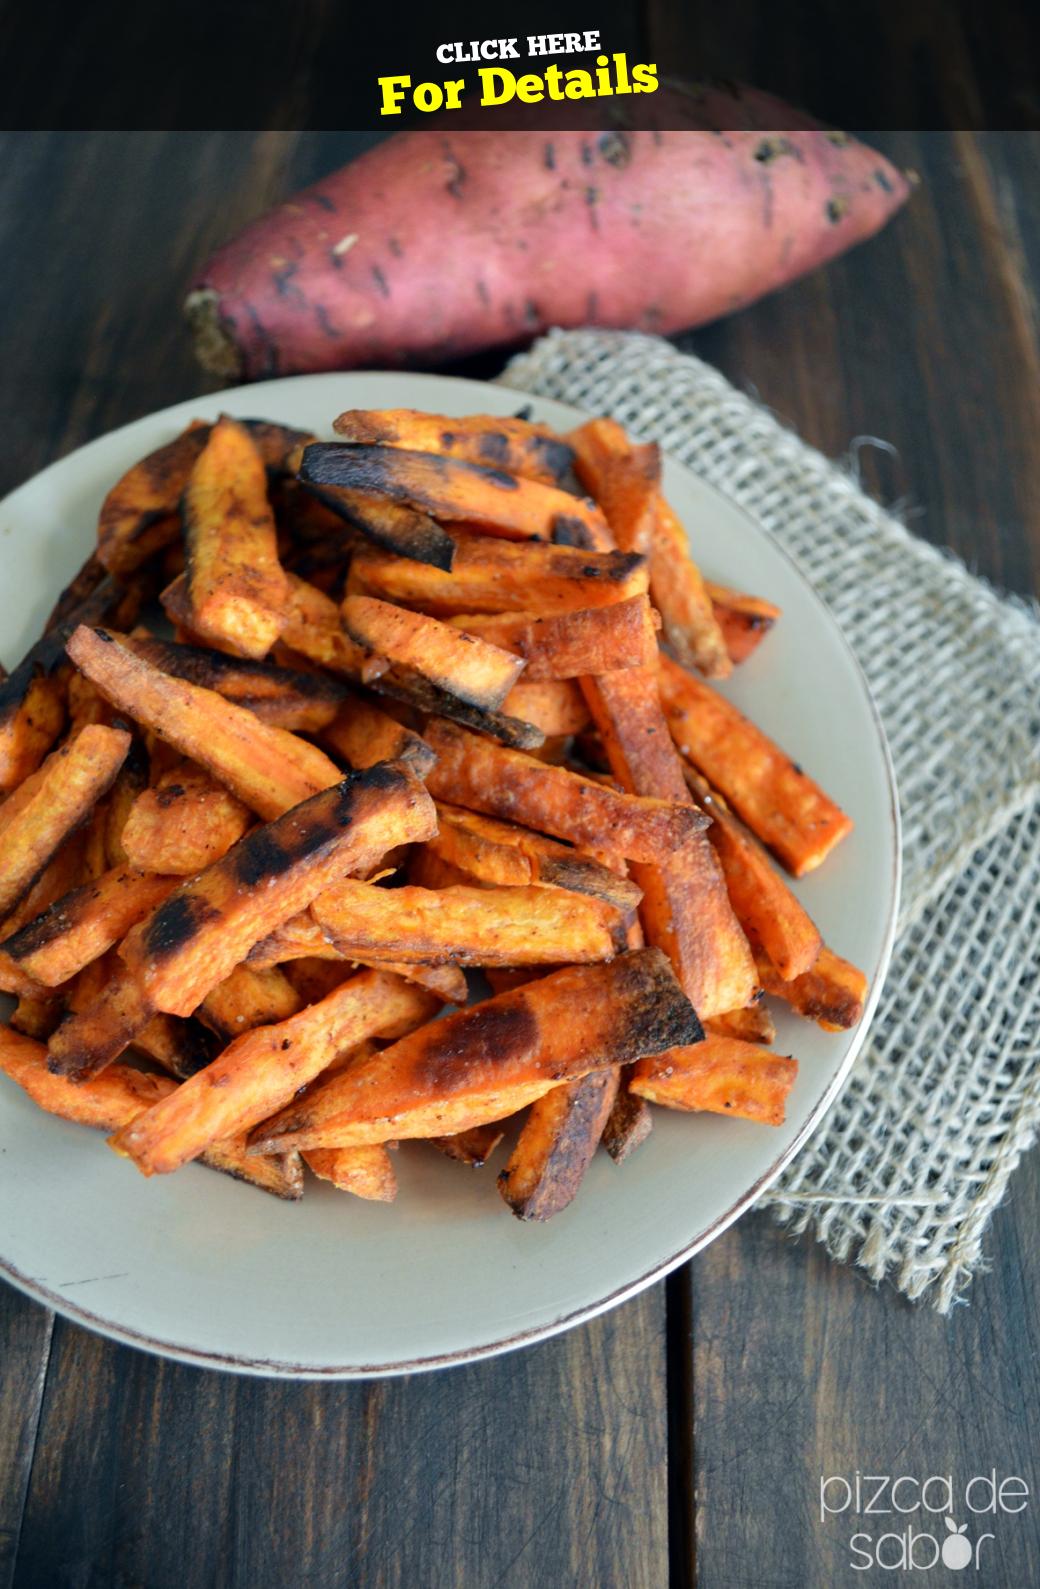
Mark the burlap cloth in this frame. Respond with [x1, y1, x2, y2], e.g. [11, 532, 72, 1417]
[500, 329, 1040, 1312]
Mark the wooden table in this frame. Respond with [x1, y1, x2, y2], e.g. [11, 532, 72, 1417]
[1, 131, 1039, 1589]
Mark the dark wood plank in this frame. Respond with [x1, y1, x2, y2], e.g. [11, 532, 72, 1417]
[0, 129, 669, 1589]
[0, 1288, 53, 1589]
[14, 1290, 667, 1589]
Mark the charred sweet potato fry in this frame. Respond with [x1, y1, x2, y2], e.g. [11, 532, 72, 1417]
[303, 1144, 397, 1201]
[197, 964, 304, 1041]
[10, 991, 64, 1042]
[427, 803, 643, 914]
[650, 497, 731, 678]
[569, 417, 658, 555]
[706, 582, 781, 665]
[360, 664, 544, 751]
[632, 1036, 797, 1126]
[246, 914, 469, 1006]
[125, 636, 348, 731]
[0, 670, 65, 794]
[430, 1122, 507, 1166]
[118, 763, 436, 1016]
[248, 948, 701, 1153]
[303, 483, 456, 570]
[659, 654, 853, 875]
[706, 1002, 777, 1044]
[121, 764, 253, 875]
[448, 595, 659, 680]
[98, 418, 312, 577]
[580, 666, 758, 1018]
[182, 416, 290, 658]
[423, 718, 705, 864]
[132, 1014, 216, 1080]
[348, 533, 648, 616]
[499, 679, 590, 737]
[320, 691, 435, 778]
[341, 595, 526, 711]
[103, 740, 150, 866]
[601, 1074, 654, 1163]
[66, 627, 343, 821]
[683, 767, 822, 980]
[47, 963, 155, 1078]
[0, 724, 130, 918]
[301, 442, 611, 548]
[310, 880, 626, 967]
[110, 969, 439, 1175]
[332, 408, 577, 489]
[498, 1069, 619, 1221]
[0, 866, 176, 988]
[755, 942, 867, 1031]
[0, 832, 89, 947]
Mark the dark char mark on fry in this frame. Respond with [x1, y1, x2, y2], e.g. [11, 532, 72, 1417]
[143, 894, 222, 961]
[415, 1002, 539, 1089]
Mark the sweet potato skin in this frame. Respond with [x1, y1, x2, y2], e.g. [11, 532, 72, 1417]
[188, 123, 909, 378]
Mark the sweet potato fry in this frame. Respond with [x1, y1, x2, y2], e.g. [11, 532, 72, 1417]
[182, 416, 290, 658]
[303, 1144, 397, 1201]
[683, 767, 822, 980]
[47, 962, 155, 1078]
[197, 964, 304, 1041]
[110, 969, 439, 1175]
[366, 663, 544, 751]
[430, 1122, 506, 1166]
[0, 866, 176, 988]
[650, 497, 731, 678]
[500, 679, 590, 737]
[0, 831, 89, 946]
[331, 408, 577, 489]
[342, 595, 525, 711]
[310, 880, 626, 967]
[427, 803, 643, 914]
[497, 1069, 619, 1220]
[348, 533, 648, 616]
[580, 667, 758, 1017]
[0, 670, 65, 794]
[601, 1074, 653, 1163]
[423, 719, 706, 864]
[0, 724, 130, 918]
[125, 636, 348, 731]
[2, 1025, 303, 1197]
[706, 1002, 777, 1044]
[301, 442, 611, 548]
[10, 992, 64, 1042]
[121, 764, 253, 875]
[277, 575, 369, 677]
[447, 595, 659, 679]
[247, 915, 469, 1006]
[303, 483, 456, 570]
[248, 948, 701, 1153]
[66, 626, 343, 820]
[319, 691, 435, 779]
[118, 763, 436, 1016]
[132, 1014, 216, 1080]
[569, 417, 658, 555]
[632, 1036, 797, 1126]
[755, 942, 867, 1031]
[103, 740, 150, 866]
[659, 654, 853, 876]
[97, 419, 312, 577]
[706, 582, 781, 665]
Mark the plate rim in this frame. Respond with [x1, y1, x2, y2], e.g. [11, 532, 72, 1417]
[0, 369, 901, 1378]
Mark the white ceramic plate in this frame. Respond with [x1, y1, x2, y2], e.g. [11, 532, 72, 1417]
[0, 371, 899, 1377]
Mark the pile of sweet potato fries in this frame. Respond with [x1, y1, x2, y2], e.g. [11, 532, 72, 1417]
[0, 404, 866, 1218]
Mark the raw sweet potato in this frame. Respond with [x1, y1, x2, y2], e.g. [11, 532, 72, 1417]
[659, 653, 853, 876]
[67, 626, 343, 820]
[341, 595, 525, 710]
[706, 582, 781, 665]
[110, 968, 438, 1175]
[187, 123, 909, 378]
[182, 416, 290, 658]
[423, 718, 706, 863]
[632, 1035, 798, 1126]
[121, 764, 253, 875]
[447, 595, 659, 679]
[332, 409, 577, 489]
[348, 533, 648, 615]
[497, 1070, 618, 1221]
[117, 763, 435, 1016]
[246, 947, 701, 1153]
[310, 880, 626, 966]
[302, 443, 612, 548]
